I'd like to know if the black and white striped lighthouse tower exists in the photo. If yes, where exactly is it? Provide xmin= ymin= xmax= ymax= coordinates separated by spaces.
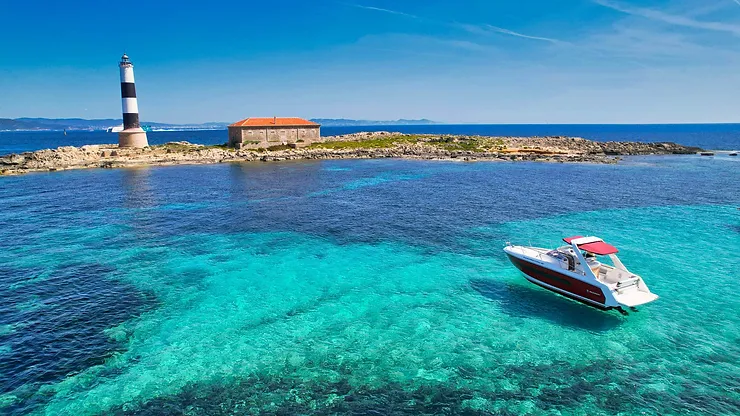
xmin=118 ymin=54 xmax=149 ymax=148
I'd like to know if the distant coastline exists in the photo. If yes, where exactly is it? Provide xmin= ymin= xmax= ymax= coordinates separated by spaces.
xmin=0 ymin=118 xmax=229 ymax=132
xmin=0 ymin=117 xmax=439 ymax=132
xmin=310 ymin=118 xmax=437 ymax=127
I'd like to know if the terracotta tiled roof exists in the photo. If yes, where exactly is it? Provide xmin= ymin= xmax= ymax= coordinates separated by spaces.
xmin=229 ymin=117 xmax=320 ymax=127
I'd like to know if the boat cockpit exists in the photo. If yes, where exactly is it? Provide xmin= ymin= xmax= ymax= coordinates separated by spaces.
xmin=546 ymin=246 xmax=638 ymax=288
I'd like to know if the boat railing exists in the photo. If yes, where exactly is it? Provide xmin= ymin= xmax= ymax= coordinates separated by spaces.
xmin=616 ymin=276 xmax=640 ymax=291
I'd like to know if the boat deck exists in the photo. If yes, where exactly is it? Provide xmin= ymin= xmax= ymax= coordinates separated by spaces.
xmin=614 ymin=290 xmax=659 ymax=307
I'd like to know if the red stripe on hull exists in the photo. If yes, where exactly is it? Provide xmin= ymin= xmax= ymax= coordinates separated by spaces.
xmin=506 ymin=254 xmax=607 ymax=306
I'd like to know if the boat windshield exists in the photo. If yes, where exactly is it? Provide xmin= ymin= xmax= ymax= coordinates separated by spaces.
xmin=547 ymin=249 xmax=567 ymax=259
xmin=578 ymin=250 xmax=617 ymax=267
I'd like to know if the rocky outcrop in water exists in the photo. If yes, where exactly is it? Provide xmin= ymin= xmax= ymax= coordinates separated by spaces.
xmin=0 ymin=133 xmax=702 ymax=176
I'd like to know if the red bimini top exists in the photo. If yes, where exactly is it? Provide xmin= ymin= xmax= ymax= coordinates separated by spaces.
xmin=563 ymin=236 xmax=619 ymax=255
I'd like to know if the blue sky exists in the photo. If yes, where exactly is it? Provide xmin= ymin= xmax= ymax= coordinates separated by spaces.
xmin=2 ymin=0 xmax=740 ymax=123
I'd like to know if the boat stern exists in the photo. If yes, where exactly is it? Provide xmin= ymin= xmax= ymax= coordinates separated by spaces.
xmin=613 ymin=290 xmax=659 ymax=308
xmin=611 ymin=276 xmax=659 ymax=307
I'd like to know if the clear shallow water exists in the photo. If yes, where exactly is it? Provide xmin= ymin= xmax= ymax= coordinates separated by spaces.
xmin=0 ymin=155 xmax=739 ymax=415
xmin=1 ymin=123 xmax=739 ymax=155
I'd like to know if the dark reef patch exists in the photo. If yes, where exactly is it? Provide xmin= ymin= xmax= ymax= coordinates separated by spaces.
xmin=100 ymin=356 xmax=740 ymax=415
xmin=105 ymin=374 xmax=512 ymax=415
xmin=0 ymin=263 xmax=157 ymax=415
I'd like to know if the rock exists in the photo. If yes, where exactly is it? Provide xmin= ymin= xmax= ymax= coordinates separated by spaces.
xmin=0 ymin=133 xmax=704 ymax=175
xmin=164 ymin=141 xmax=201 ymax=147
xmin=1 ymin=154 xmax=26 ymax=165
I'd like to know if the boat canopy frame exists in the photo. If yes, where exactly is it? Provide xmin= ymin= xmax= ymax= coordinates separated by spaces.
xmin=563 ymin=235 xmax=619 ymax=255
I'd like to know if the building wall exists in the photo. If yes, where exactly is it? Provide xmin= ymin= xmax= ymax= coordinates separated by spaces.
xmin=229 ymin=126 xmax=321 ymax=149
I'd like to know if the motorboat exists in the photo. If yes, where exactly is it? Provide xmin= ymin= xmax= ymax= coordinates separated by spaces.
xmin=504 ymin=236 xmax=658 ymax=313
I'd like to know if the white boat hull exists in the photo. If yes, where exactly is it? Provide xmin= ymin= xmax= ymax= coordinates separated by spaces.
xmin=504 ymin=245 xmax=658 ymax=311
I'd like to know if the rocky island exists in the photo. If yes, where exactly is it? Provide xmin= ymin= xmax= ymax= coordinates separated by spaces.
xmin=0 ymin=132 xmax=702 ymax=176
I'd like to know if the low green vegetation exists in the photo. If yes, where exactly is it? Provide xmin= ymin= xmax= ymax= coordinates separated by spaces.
xmin=308 ymin=134 xmax=507 ymax=153
xmin=154 ymin=143 xmax=235 ymax=153
xmin=205 ymin=143 xmax=235 ymax=152
xmin=441 ymin=137 xmax=507 ymax=153
xmin=156 ymin=143 xmax=199 ymax=153
xmin=266 ymin=144 xmax=294 ymax=152
xmin=308 ymin=134 xmax=421 ymax=150
xmin=154 ymin=136 xmax=508 ymax=155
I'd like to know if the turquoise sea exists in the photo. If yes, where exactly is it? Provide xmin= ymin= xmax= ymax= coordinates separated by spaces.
xmin=1 ymin=133 xmax=739 ymax=413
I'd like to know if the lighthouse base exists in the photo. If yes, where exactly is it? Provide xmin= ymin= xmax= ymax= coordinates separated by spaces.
xmin=118 ymin=129 xmax=149 ymax=148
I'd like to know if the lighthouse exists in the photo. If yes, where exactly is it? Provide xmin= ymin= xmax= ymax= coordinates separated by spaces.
xmin=118 ymin=54 xmax=149 ymax=148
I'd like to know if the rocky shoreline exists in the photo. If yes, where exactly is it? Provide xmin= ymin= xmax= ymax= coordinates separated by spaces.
xmin=0 ymin=132 xmax=702 ymax=176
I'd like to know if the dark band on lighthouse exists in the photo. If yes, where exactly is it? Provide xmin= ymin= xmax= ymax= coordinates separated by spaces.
xmin=121 ymin=82 xmax=136 ymax=98
xmin=122 ymin=112 xmax=140 ymax=130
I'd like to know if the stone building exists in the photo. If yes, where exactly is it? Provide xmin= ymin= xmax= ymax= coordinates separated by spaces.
xmin=228 ymin=117 xmax=320 ymax=149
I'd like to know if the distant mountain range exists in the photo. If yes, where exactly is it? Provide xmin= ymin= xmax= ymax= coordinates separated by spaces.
xmin=310 ymin=119 xmax=437 ymax=126
xmin=0 ymin=118 xmax=227 ymax=131
xmin=0 ymin=117 xmax=438 ymax=131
